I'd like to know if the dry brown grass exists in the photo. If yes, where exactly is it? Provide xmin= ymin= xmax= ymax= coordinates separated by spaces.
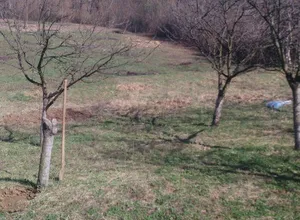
xmin=127 ymin=36 xmax=161 ymax=49
xmin=0 ymin=20 xmax=107 ymax=33
xmin=116 ymin=83 xmax=152 ymax=92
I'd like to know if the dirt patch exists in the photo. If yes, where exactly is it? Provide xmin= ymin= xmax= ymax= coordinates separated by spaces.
xmin=49 ymin=108 xmax=93 ymax=122
xmin=2 ymin=112 xmax=41 ymax=126
xmin=0 ymin=186 xmax=37 ymax=213
xmin=1 ymin=97 xmax=192 ymax=127
xmin=1 ymin=107 xmax=94 ymax=127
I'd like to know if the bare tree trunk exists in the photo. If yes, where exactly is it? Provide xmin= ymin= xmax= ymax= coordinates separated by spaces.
xmin=212 ymin=89 xmax=225 ymax=126
xmin=39 ymin=110 xmax=45 ymax=147
xmin=292 ymin=84 xmax=300 ymax=151
xmin=211 ymin=76 xmax=231 ymax=126
xmin=37 ymin=100 xmax=58 ymax=187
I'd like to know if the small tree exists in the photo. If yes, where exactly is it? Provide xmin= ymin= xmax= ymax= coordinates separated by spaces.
xmin=248 ymin=0 xmax=300 ymax=150
xmin=0 ymin=0 xmax=131 ymax=187
xmin=174 ymin=0 xmax=263 ymax=126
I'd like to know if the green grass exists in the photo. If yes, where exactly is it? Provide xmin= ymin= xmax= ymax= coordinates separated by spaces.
xmin=0 ymin=26 xmax=299 ymax=219
xmin=2 ymin=105 xmax=299 ymax=219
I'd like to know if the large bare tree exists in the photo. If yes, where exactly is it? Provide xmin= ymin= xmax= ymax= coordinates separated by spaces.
xmin=174 ymin=0 xmax=264 ymax=126
xmin=0 ymin=0 xmax=131 ymax=187
xmin=248 ymin=0 xmax=300 ymax=150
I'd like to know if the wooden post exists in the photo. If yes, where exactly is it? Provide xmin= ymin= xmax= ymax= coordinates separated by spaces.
xmin=59 ymin=79 xmax=67 ymax=181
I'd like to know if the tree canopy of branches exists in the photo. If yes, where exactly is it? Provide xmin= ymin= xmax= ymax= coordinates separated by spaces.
xmin=174 ymin=0 xmax=264 ymax=126
xmin=0 ymin=0 xmax=132 ymax=187
xmin=248 ymin=0 xmax=300 ymax=150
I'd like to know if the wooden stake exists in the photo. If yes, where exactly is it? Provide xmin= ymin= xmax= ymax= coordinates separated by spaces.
xmin=59 ymin=79 xmax=67 ymax=181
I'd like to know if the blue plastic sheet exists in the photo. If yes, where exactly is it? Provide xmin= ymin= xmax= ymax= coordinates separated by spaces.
xmin=266 ymin=100 xmax=292 ymax=110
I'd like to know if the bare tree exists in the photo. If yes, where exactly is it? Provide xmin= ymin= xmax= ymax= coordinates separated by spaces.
xmin=0 ymin=0 xmax=131 ymax=187
xmin=248 ymin=0 xmax=300 ymax=150
xmin=174 ymin=0 xmax=263 ymax=126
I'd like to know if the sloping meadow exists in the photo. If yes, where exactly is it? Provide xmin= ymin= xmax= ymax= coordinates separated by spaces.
xmin=0 ymin=27 xmax=299 ymax=219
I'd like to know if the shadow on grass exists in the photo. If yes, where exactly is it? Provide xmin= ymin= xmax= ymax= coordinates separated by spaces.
xmin=162 ymin=145 xmax=300 ymax=190
xmin=0 ymin=126 xmax=40 ymax=146
xmin=222 ymin=103 xmax=292 ymax=124
xmin=0 ymin=177 xmax=36 ymax=188
xmin=70 ymin=105 xmax=297 ymax=191
xmin=200 ymin=161 xmax=300 ymax=184
xmin=100 ymin=130 xmax=300 ymax=191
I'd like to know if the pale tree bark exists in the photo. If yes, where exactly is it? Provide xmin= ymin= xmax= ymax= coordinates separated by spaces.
xmin=212 ymin=91 xmax=225 ymax=126
xmin=212 ymin=76 xmax=231 ymax=126
xmin=37 ymin=115 xmax=58 ymax=187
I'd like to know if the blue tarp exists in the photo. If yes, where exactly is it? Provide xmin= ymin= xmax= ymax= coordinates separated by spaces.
xmin=266 ymin=100 xmax=292 ymax=110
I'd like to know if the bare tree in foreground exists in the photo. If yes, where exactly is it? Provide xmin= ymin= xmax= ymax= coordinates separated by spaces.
xmin=248 ymin=0 xmax=300 ymax=150
xmin=0 ymin=0 xmax=131 ymax=187
xmin=174 ymin=0 xmax=263 ymax=126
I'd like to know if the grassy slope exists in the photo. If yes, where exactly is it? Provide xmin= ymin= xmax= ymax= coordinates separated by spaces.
xmin=0 ymin=29 xmax=299 ymax=220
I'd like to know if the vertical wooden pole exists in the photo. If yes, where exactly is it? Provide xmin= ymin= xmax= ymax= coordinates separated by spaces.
xmin=59 ymin=79 xmax=67 ymax=181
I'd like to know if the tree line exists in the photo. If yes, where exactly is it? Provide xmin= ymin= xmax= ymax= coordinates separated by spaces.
xmin=0 ymin=0 xmax=176 ymax=34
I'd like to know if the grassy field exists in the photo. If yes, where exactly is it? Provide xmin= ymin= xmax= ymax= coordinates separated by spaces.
xmin=0 ymin=26 xmax=299 ymax=220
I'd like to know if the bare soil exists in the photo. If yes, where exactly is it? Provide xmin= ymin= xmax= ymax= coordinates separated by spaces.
xmin=1 ymin=98 xmax=193 ymax=127
xmin=0 ymin=186 xmax=37 ymax=213
xmin=2 ymin=107 xmax=95 ymax=127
